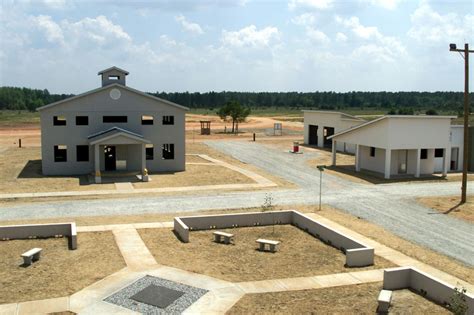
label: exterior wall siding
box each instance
[40,85,186,175]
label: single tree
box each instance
[217,101,251,133]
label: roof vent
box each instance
[98,66,129,87]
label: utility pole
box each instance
[450,43,474,204]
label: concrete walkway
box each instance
[1,215,471,314]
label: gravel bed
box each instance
[104,275,208,314]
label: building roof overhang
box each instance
[88,127,150,145]
[98,66,129,75]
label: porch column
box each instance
[317,126,324,148]
[331,140,337,166]
[384,148,391,179]
[355,144,360,172]
[141,144,146,173]
[94,144,101,184]
[415,148,421,178]
[442,147,451,176]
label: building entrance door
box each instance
[398,150,408,174]
[308,125,318,145]
[104,146,116,171]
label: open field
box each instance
[0,143,288,195]
[0,231,125,304]
[228,282,450,314]
[417,195,474,224]
[138,225,394,282]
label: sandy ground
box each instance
[0,204,472,284]
[417,195,474,224]
[227,282,450,314]
[0,114,304,148]
[139,225,394,282]
[0,231,125,304]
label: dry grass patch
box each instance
[185,155,211,163]
[0,231,125,304]
[139,225,394,282]
[0,147,115,193]
[418,195,474,224]
[227,282,450,315]
[133,164,255,189]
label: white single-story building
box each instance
[328,115,463,179]
[303,110,365,153]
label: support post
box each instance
[355,144,360,172]
[19,139,21,148]
[415,148,421,178]
[442,147,450,177]
[317,126,324,148]
[94,144,101,184]
[332,140,337,166]
[384,149,391,179]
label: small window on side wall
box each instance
[53,116,66,126]
[76,116,88,125]
[76,145,89,162]
[434,148,444,158]
[54,145,67,162]
[162,143,174,160]
[420,149,428,159]
[163,116,174,125]
[142,115,154,125]
[370,147,375,157]
[146,144,154,160]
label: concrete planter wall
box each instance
[0,222,77,250]
[383,267,474,314]
[174,210,374,267]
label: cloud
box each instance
[360,0,404,10]
[291,13,316,26]
[288,0,333,10]
[335,32,347,42]
[408,2,472,43]
[306,27,329,44]
[32,15,64,44]
[336,15,406,62]
[221,25,280,48]
[175,14,204,34]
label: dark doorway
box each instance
[323,127,335,148]
[308,125,318,145]
[104,146,116,171]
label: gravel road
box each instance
[0,141,472,266]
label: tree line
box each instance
[0,86,471,113]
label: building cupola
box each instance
[98,66,129,87]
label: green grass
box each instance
[0,110,40,126]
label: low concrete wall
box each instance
[383,267,474,314]
[0,222,77,250]
[174,210,374,267]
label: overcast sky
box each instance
[0,0,472,94]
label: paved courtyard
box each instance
[0,141,473,266]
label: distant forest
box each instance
[0,86,471,114]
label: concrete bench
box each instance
[213,231,234,244]
[377,289,392,313]
[21,248,42,266]
[256,239,280,252]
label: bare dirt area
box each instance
[417,196,474,224]
[0,147,116,193]
[227,282,450,314]
[133,163,255,188]
[0,231,125,304]
[138,225,394,282]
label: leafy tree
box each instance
[216,100,250,133]
[425,109,438,115]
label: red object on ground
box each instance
[293,142,299,153]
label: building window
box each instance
[370,147,375,157]
[53,116,66,126]
[434,148,444,158]
[162,144,174,160]
[142,115,154,125]
[163,116,174,125]
[108,75,120,80]
[76,145,89,162]
[76,116,89,125]
[54,145,67,162]
[103,116,127,123]
[420,149,428,159]
[146,144,154,160]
